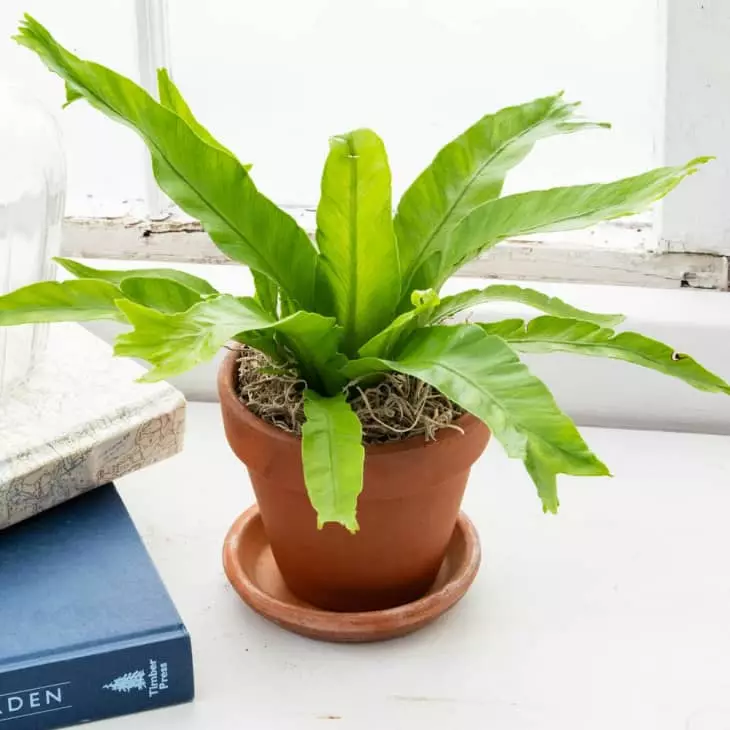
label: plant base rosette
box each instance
[219,351,489,613]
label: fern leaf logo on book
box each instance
[103,670,146,693]
[103,659,170,698]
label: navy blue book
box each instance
[0,484,194,729]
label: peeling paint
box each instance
[60,214,729,291]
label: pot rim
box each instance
[218,348,483,455]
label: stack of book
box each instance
[0,325,195,728]
[0,325,186,530]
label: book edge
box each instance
[0,625,192,675]
[0,396,186,530]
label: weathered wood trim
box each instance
[656,0,730,256]
[61,216,729,291]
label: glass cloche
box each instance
[0,84,66,400]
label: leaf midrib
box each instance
[509,335,725,390]
[466,175,676,245]
[400,104,564,294]
[435,290,619,326]
[400,357,593,463]
[59,57,304,303]
[322,409,341,518]
[346,135,359,349]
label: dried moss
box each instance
[235,346,464,444]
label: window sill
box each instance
[61,216,729,291]
[116,402,730,729]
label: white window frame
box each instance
[133,0,171,221]
[59,0,730,292]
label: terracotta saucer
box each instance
[222,505,481,643]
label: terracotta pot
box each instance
[218,350,491,612]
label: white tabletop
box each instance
[114,403,730,730]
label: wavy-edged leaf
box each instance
[430,157,711,288]
[395,93,608,300]
[432,284,624,327]
[115,295,273,381]
[54,257,218,295]
[481,316,730,395]
[345,324,608,512]
[114,294,345,389]
[64,85,82,106]
[524,442,561,513]
[301,390,365,532]
[0,280,126,325]
[340,355,389,383]
[358,289,440,359]
[16,16,318,309]
[273,312,347,395]
[235,303,346,386]
[390,325,607,469]
[119,276,203,313]
[316,129,400,353]
[237,331,285,364]
[157,68,242,164]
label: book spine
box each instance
[0,632,194,730]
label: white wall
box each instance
[2,0,658,217]
[168,0,658,206]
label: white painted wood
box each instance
[61,216,729,290]
[457,239,728,291]
[134,0,171,219]
[111,403,730,729]
[0,0,147,217]
[656,0,730,255]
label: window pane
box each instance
[0,0,145,217]
[168,0,656,205]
